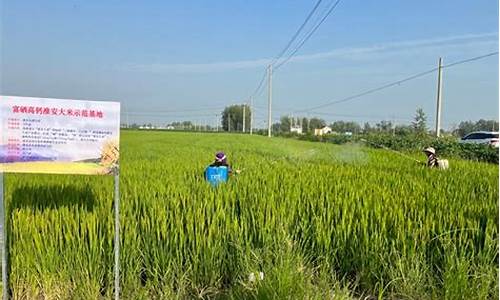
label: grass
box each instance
[3,130,498,299]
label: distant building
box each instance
[314,126,332,136]
[290,125,303,134]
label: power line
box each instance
[274,0,342,70]
[270,0,324,66]
[246,0,329,100]
[291,51,499,113]
[306,111,414,121]
[296,68,438,112]
[443,51,499,68]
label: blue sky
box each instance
[1,0,498,129]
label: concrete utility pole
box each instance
[125,105,129,128]
[435,57,443,137]
[228,114,231,132]
[267,64,273,137]
[249,97,253,135]
[242,104,246,133]
[216,115,219,132]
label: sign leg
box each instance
[0,173,7,300]
[114,172,120,300]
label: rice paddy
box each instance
[4,131,498,299]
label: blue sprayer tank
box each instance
[205,166,229,187]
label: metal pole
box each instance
[0,172,7,300]
[242,105,246,133]
[114,170,120,300]
[249,97,253,135]
[435,57,443,137]
[267,64,273,137]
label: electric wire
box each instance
[290,51,499,114]
[246,0,330,100]
[269,0,324,66]
[274,0,342,70]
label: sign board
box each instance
[0,96,120,175]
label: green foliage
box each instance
[308,118,326,131]
[329,121,361,134]
[221,105,251,132]
[412,108,428,134]
[363,133,499,164]
[454,119,499,137]
[279,116,291,133]
[4,131,498,299]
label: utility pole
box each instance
[228,114,231,132]
[216,115,219,132]
[242,104,246,133]
[435,57,443,137]
[250,97,253,135]
[125,106,129,128]
[267,64,273,137]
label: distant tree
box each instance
[395,124,413,136]
[181,121,193,130]
[412,108,427,134]
[454,119,499,137]
[272,122,281,134]
[301,117,309,133]
[280,116,292,133]
[363,122,372,133]
[330,121,361,133]
[309,118,326,130]
[221,105,251,132]
[474,119,498,132]
[375,120,393,132]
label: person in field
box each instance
[204,152,240,186]
[210,152,233,173]
[423,147,449,169]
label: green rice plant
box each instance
[3,131,498,299]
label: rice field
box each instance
[4,131,499,299]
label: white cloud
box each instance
[126,32,498,73]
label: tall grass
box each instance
[4,131,498,299]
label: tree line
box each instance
[123,106,498,137]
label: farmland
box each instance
[4,131,499,299]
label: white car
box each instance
[459,131,499,148]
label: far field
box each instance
[4,131,499,299]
